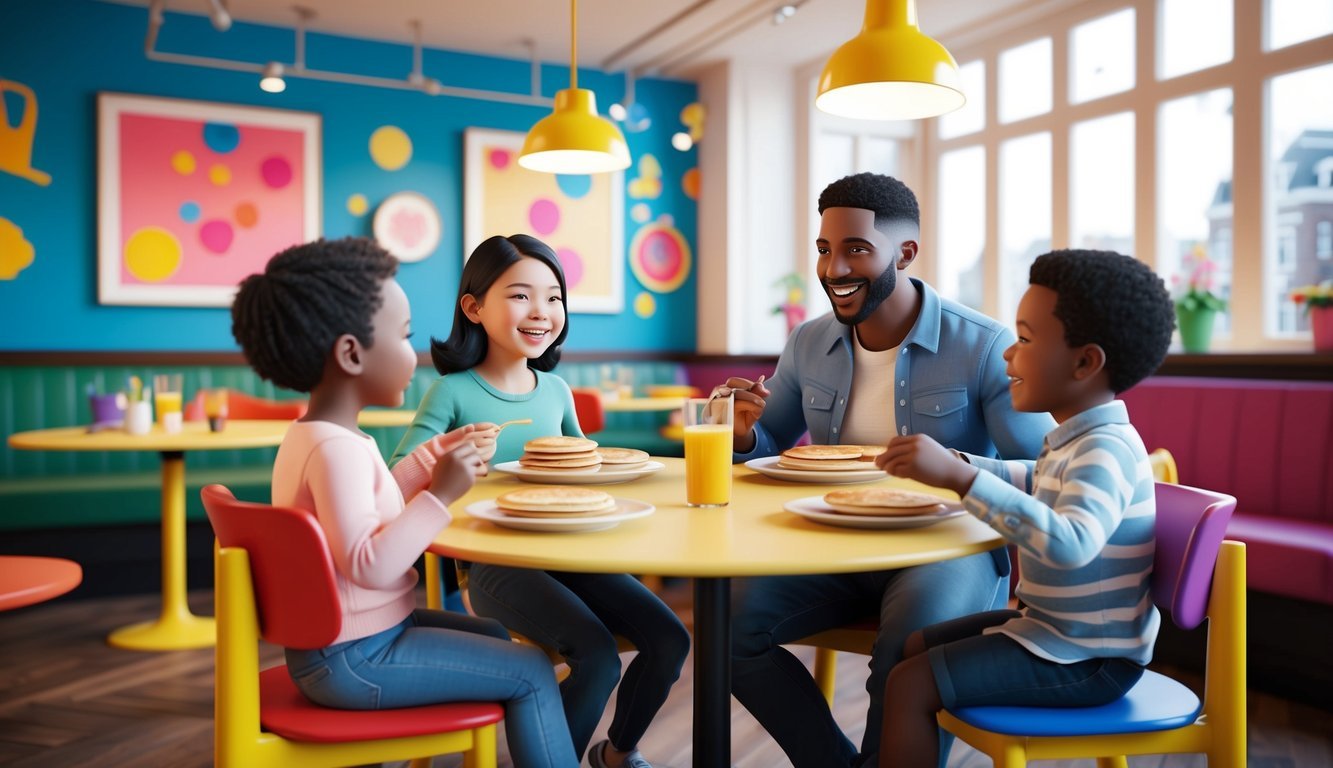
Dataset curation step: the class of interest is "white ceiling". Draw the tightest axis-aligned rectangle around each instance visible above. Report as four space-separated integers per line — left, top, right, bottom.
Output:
112 0 1041 79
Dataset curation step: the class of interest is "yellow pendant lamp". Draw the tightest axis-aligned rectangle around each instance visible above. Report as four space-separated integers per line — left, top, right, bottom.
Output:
519 0 630 174
816 0 965 121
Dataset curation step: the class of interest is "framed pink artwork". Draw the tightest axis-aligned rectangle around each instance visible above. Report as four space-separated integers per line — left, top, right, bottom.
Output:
97 93 321 306
463 128 624 314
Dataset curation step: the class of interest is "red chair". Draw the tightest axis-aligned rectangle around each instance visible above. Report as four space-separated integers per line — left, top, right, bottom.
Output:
201 484 501 768
571 386 605 435
185 389 308 422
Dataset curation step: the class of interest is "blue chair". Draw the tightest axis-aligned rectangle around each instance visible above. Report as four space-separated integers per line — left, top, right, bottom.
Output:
937 482 1244 768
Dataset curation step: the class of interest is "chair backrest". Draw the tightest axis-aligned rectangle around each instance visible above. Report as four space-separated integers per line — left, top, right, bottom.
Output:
571 387 605 434
1148 448 1179 484
1152 481 1237 630
186 390 309 422
200 484 341 648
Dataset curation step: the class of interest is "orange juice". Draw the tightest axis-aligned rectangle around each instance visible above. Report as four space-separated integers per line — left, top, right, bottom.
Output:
153 391 182 424
685 424 732 506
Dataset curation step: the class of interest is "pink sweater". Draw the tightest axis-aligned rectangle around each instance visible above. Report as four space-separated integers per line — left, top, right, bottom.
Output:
272 420 449 644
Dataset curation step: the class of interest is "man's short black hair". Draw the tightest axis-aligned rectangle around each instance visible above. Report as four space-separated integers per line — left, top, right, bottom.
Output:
1029 249 1175 394
817 172 920 228
231 237 398 393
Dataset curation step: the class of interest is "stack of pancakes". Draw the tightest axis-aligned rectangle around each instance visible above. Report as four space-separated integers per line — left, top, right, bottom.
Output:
495 486 618 518
595 447 650 471
777 444 886 472
519 436 602 472
822 487 950 517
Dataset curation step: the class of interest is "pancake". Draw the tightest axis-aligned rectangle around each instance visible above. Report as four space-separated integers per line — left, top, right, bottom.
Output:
496 486 615 514
822 488 951 516
518 451 603 469
523 436 599 455
596 447 650 467
777 456 877 471
854 445 887 461
782 445 864 461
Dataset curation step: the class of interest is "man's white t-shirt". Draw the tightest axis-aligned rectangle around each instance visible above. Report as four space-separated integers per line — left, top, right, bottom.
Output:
839 331 897 446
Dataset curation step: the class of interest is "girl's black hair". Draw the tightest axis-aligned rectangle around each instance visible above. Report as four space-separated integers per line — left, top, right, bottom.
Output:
231 237 398 393
430 234 569 374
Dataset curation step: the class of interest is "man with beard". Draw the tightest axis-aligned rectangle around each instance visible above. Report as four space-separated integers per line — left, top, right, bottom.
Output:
714 172 1053 768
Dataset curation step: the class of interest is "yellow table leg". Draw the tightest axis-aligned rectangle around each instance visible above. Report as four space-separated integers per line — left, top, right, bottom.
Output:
108 452 215 650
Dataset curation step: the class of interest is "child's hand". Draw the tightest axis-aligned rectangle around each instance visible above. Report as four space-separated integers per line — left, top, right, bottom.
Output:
711 376 771 449
469 423 500 472
874 434 978 497
428 436 482 506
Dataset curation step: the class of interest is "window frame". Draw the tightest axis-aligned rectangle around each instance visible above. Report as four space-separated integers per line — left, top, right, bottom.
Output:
919 0 1333 350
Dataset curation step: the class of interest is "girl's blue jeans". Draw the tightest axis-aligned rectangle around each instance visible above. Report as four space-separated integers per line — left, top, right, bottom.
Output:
468 564 691 760
285 609 578 768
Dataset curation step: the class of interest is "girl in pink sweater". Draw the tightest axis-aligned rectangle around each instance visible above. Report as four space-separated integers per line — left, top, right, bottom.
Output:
231 237 576 768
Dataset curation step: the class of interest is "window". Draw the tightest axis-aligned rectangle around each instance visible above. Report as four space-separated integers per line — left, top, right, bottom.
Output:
1160 0 1233 78
917 0 1332 350
1071 112 1135 252
1267 63 1333 334
1071 8 1136 103
1159 89 1234 333
999 38 1052 123
938 60 986 140
807 125 907 319
1268 0 1333 50
999 133 1052 326
937 146 986 309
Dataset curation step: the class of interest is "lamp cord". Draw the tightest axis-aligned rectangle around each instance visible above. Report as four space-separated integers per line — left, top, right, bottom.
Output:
570 0 578 90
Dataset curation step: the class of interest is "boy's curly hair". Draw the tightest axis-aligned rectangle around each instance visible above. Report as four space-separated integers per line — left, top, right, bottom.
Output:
817 172 920 228
1029 249 1175 394
231 237 398 393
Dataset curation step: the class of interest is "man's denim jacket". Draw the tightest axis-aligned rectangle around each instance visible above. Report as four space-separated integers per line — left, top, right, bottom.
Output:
735 278 1054 464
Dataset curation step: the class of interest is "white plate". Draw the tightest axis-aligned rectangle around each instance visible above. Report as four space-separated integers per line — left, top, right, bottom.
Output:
745 455 887 484
784 496 967 529
465 498 655 533
492 460 666 485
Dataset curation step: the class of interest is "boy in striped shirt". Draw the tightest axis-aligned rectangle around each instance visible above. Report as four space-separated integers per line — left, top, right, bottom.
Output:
871 249 1176 768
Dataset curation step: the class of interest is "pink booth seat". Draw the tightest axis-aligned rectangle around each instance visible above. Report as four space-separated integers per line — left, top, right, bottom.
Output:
1119 376 1333 605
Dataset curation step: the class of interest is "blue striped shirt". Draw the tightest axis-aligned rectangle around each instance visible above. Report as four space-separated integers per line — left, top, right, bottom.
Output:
965 400 1159 665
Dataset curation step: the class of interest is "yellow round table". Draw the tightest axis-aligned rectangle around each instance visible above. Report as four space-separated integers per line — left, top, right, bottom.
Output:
8 420 290 650
356 408 415 428
431 457 1003 767
601 396 686 413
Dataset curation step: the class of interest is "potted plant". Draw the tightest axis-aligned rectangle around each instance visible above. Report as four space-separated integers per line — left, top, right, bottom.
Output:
772 272 807 335
1171 244 1227 353
1291 281 1333 353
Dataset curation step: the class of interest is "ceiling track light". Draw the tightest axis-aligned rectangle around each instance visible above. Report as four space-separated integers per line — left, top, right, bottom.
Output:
142 1 552 107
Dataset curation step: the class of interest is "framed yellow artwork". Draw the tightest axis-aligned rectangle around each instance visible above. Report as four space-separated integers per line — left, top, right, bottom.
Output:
463 127 624 314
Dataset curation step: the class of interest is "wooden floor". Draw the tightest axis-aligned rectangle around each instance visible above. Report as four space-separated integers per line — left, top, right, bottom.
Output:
2 586 1332 767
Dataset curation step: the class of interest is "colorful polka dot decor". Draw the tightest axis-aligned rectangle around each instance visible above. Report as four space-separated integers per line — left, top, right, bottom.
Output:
634 291 656 318
0 216 35 280
98 94 317 305
370 125 412 171
347 193 369 216
682 168 700 200
628 154 662 199
629 215 691 294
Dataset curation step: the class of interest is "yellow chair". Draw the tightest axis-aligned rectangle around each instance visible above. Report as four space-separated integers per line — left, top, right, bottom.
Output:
937 483 1243 767
204 485 501 768
1149 447 1179 484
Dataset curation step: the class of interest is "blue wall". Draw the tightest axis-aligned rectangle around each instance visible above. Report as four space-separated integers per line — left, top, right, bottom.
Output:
0 0 698 352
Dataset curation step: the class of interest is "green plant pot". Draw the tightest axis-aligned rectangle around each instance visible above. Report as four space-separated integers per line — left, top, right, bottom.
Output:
1176 306 1217 353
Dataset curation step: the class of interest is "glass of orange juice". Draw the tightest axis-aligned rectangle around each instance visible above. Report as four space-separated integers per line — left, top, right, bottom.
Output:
153 374 183 433
684 393 733 507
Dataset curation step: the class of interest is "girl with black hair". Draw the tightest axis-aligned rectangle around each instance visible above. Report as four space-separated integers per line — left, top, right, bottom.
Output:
231 237 577 768
390 235 689 768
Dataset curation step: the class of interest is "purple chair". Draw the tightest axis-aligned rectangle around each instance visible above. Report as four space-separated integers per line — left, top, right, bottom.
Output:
938 482 1245 767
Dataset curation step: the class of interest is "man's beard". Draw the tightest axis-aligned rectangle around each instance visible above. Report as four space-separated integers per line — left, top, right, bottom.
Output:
826 264 896 326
